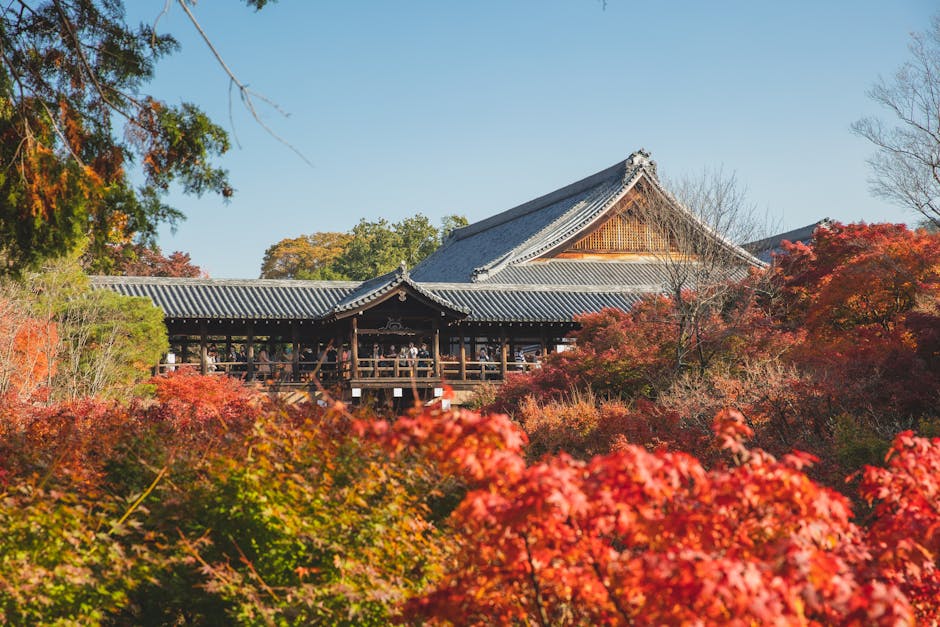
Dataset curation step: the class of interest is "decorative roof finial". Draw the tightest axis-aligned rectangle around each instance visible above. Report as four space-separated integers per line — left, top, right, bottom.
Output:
627 148 652 167
626 148 657 178
399 260 408 277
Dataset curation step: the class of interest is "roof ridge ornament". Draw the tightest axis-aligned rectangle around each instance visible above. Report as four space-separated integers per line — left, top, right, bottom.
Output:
398 260 408 278
626 149 656 179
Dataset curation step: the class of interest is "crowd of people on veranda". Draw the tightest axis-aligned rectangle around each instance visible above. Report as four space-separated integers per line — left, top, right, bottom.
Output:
164 339 543 381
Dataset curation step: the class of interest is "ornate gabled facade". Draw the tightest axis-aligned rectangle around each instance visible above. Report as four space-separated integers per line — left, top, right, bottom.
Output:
92 150 764 402
410 149 760 285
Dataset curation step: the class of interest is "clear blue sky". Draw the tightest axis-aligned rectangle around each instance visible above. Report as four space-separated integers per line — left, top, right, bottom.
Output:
128 1 936 278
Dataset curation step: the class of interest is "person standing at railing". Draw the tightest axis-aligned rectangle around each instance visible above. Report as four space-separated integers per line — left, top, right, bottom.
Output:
257 347 272 380
229 346 244 377
326 345 338 379
340 346 350 377
478 347 489 381
418 342 430 373
282 345 294 381
371 343 381 377
382 345 396 376
300 346 315 378
397 345 409 376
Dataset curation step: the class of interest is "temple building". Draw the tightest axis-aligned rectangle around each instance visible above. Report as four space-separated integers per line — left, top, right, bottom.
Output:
92 150 764 402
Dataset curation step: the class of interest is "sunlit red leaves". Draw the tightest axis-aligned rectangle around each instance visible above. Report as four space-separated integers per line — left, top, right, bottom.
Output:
117 245 205 277
773 222 940 333
492 299 680 413
359 406 914 625
772 222 940 335
771 222 940 420
860 431 940 623
150 369 257 435
0 372 936 623
0 398 140 489
357 403 528 485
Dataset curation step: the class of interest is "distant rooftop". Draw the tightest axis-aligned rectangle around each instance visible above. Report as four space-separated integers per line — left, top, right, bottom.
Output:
744 219 831 263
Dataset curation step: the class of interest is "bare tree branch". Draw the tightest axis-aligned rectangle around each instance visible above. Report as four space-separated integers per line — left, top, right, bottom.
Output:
634 169 771 374
853 14 940 227
174 0 312 166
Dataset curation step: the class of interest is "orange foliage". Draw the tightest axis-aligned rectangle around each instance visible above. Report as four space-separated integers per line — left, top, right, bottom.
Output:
0 373 937 622
10 317 57 398
517 395 692 461
0 296 57 402
860 432 940 623
772 222 940 419
150 369 257 435
360 406 915 625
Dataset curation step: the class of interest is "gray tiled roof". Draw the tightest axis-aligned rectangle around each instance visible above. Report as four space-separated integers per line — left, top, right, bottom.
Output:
411 150 763 284
410 157 636 282
744 220 829 263
91 276 358 320
91 150 765 326
428 284 648 323
91 276 654 324
479 260 671 287
327 266 470 317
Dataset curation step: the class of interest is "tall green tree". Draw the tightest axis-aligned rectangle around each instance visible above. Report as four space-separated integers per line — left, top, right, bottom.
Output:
262 214 467 280
259 232 352 280
0 1 270 274
333 216 434 280
10 250 168 400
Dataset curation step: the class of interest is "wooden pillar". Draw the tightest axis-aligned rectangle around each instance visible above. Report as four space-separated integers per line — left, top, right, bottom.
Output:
499 327 508 379
246 324 255 380
432 318 441 377
199 321 208 375
459 331 467 381
350 317 360 379
291 323 300 382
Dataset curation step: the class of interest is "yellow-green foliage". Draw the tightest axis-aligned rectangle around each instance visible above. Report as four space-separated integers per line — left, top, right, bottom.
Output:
0 377 449 625
4 253 168 400
0 482 160 626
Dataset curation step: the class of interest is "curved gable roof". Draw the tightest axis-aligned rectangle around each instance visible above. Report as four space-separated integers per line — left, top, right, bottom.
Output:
326 264 470 319
410 154 644 283
411 150 764 284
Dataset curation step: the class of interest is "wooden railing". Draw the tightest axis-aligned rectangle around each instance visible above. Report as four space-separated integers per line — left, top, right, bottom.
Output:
439 360 539 380
354 357 437 379
156 357 542 383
